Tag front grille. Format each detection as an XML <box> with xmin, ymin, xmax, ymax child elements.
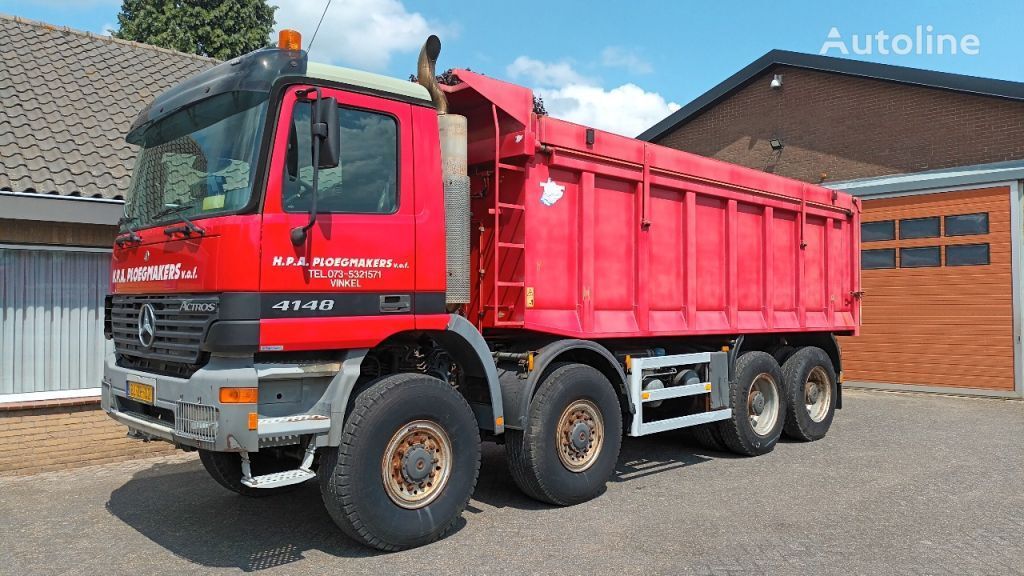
<box><xmin>111</xmin><ymin>294</ymin><xmax>218</xmax><ymax>378</ymax></box>
<box><xmin>175</xmin><ymin>401</ymin><xmax>219</xmax><ymax>443</ymax></box>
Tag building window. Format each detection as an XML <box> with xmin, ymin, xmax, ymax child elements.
<box><xmin>899</xmin><ymin>217</ymin><xmax>940</xmax><ymax>239</ymax></box>
<box><xmin>862</xmin><ymin>248</ymin><xmax>896</xmax><ymax>269</ymax></box>
<box><xmin>946</xmin><ymin>243</ymin><xmax>990</xmax><ymax>266</ymax></box>
<box><xmin>0</xmin><ymin>247</ymin><xmax>111</xmax><ymax>400</ymax></box>
<box><xmin>861</xmin><ymin>220</ymin><xmax>895</xmax><ymax>242</ymax></box>
<box><xmin>944</xmin><ymin>213</ymin><xmax>989</xmax><ymax>236</ymax></box>
<box><xmin>899</xmin><ymin>246</ymin><xmax>941</xmax><ymax>268</ymax></box>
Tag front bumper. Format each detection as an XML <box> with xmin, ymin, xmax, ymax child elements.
<box><xmin>102</xmin><ymin>351</ymin><xmax>260</xmax><ymax>452</ymax></box>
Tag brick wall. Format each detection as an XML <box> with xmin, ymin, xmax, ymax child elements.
<box><xmin>0</xmin><ymin>400</ymin><xmax>175</xmax><ymax>475</ymax></box>
<box><xmin>654</xmin><ymin>66</ymin><xmax>1024</xmax><ymax>183</ymax></box>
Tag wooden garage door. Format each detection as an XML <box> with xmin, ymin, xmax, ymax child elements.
<box><xmin>841</xmin><ymin>186</ymin><xmax>1014</xmax><ymax>391</ymax></box>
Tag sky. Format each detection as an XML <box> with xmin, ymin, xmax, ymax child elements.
<box><xmin>4</xmin><ymin>0</ymin><xmax>1023</xmax><ymax>137</ymax></box>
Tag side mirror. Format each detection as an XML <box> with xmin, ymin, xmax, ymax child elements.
<box><xmin>313</xmin><ymin>96</ymin><xmax>340</xmax><ymax>169</ymax></box>
<box><xmin>291</xmin><ymin>94</ymin><xmax>340</xmax><ymax>246</ymax></box>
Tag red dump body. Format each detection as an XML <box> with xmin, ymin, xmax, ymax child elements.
<box><xmin>444</xmin><ymin>71</ymin><xmax>861</xmax><ymax>339</ymax></box>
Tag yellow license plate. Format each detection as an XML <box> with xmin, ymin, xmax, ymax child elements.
<box><xmin>127</xmin><ymin>381</ymin><xmax>155</xmax><ymax>404</ymax></box>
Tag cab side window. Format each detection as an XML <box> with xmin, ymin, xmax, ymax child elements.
<box><xmin>283</xmin><ymin>101</ymin><xmax>398</xmax><ymax>214</ymax></box>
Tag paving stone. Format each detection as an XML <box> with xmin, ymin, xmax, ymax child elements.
<box><xmin>1</xmin><ymin>389</ymin><xmax>1021</xmax><ymax>575</ymax></box>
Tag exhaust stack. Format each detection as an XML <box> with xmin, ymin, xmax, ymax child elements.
<box><xmin>416</xmin><ymin>35</ymin><xmax>448</xmax><ymax>114</ymax></box>
<box><xmin>418</xmin><ymin>36</ymin><xmax>470</xmax><ymax>305</ymax></box>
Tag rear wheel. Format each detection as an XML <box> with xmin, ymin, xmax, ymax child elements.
<box><xmin>772</xmin><ymin>345</ymin><xmax>796</xmax><ymax>366</ymax></box>
<box><xmin>199</xmin><ymin>449</ymin><xmax>301</xmax><ymax>497</ymax></box>
<box><xmin>715</xmin><ymin>351</ymin><xmax>786</xmax><ymax>456</ymax></box>
<box><xmin>782</xmin><ymin>346</ymin><xmax>837</xmax><ymax>441</ymax></box>
<box><xmin>690</xmin><ymin>422</ymin><xmax>728</xmax><ymax>452</ymax></box>
<box><xmin>318</xmin><ymin>373</ymin><xmax>480</xmax><ymax>551</ymax></box>
<box><xmin>506</xmin><ymin>363</ymin><xmax>623</xmax><ymax>506</ymax></box>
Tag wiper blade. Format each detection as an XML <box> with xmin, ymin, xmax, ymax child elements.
<box><xmin>157</xmin><ymin>205</ymin><xmax>206</xmax><ymax>237</ymax></box>
<box><xmin>152</xmin><ymin>204</ymin><xmax>192</xmax><ymax>220</ymax></box>
<box><xmin>115</xmin><ymin>215</ymin><xmax>142</xmax><ymax>246</ymax></box>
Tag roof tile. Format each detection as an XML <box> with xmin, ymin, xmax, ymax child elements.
<box><xmin>0</xmin><ymin>14</ymin><xmax>217</xmax><ymax>199</ymax></box>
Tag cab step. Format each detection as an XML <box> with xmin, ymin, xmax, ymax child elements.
<box><xmin>258</xmin><ymin>414</ymin><xmax>331</xmax><ymax>437</ymax></box>
<box><xmin>241</xmin><ymin>437</ymin><xmax>319</xmax><ymax>489</ymax></box>
<box><xmin>241</xmin><ymin>468</ymin><xmax>316</xmax><ymax>489</ymax></box>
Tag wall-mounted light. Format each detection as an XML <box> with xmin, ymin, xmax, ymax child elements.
<box><xmin>769</xmin><ymin>138</ymin><xmax>784</xmax><ymax>151</ymax></box>
<box><xmin>770</xmin><ymin>74</ymin><xmax>783</xmax><ymax>89</ymax></box>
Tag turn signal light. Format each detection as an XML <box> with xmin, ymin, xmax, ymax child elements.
<box><xmin>279</xmin><ymin>29</ymin><xmax>302</xmax><ymax>51</ymax></box>
<box><xmin>220</xmin><ymin>387</ymin><xmax>258</xmax><ymax>404</ymax></box>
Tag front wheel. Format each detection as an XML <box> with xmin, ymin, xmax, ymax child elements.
<box><xmin>506</xmin><ymin>363</ymin><xmax>623</xmax><ymax>506</ymax></box>
<box><xmin>318</xmin><ymin>373</ymin><xmax>481</xmax><ymax>551</ymax></box>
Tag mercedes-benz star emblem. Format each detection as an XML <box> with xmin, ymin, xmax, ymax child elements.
<box><xmin>138</xmin><ymin>304</ymin><xmax>156</xmax><ymax>348</ymax></box>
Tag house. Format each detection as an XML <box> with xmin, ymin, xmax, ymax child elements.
<box><xmin>0</xmin><ymin>14</ymin><xmax>217</xmax><ymax>473</ymax></box>
<box><xmin>641</xmin><ymin>50</ymin><xmax>1024</xmax><ymax>398</ymax></box>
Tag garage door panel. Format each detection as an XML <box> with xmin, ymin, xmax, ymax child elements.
<box><xmin>843</xmin><ymin>186</ymin><xmax>1014</xmax><ymax>392</ymax></box>
<box><xmin>848</xmin><ymin>371</ymin><xmax>1014</xmax><ymax>391</ymax></box>
<box><xmin>845</xmin><ymin>343</ymin><xmax>1014</xmax><ymax>356</ymax></box>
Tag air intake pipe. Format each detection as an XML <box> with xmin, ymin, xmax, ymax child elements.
<box><xmin>417</xmin><ymin>36</ymin><xmax>470</xmax><ymax>305</ymax></box>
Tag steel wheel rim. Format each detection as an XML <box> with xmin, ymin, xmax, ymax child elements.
<box><xmin>804</xmin><ymin>366</ymin><xmax>832</xmax><ymax>423</ymax></box>
<box><xmin>555</xmin><ymin>399</ymin><xmax>604</xmax><ymax>472</ymax></box>
<box><xmin>381</xmin><ymin>420</ymin><xmax>452</xmax><ymax>509</ymax></box>
<box><xmin>747</xmin><ymin>373</ymin><xmax>780</xmax><ymax>436</ymax></box>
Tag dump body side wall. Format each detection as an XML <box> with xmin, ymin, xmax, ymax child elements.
<box><xmin>467</xmin><ymin>104</ymin><xmax>860</xmax><ymax>339</ymax></box>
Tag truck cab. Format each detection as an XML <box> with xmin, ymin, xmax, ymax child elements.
<box><xmin>103</xmin><ymin>43</ymin><xmax>459</xmax><ymax>444</ymax></box>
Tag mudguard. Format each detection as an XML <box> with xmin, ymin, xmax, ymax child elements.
<box><xmin>500</xmin><ymin>339</ymin><xmax>627</xmax><ymax>430</ymax></box>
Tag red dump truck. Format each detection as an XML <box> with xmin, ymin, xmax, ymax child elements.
<box><xmin>102</xmin><ymin>32</ymin><xmax>861</xmax><ymax>550</ymax></box>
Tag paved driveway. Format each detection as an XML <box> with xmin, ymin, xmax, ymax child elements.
<box><xmin>2</xmin><ymin>389</ymin><xmax>1022</xmax><ymax>575</ymax></box>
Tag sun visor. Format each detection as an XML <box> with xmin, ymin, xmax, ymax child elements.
<box><xmin>127</xmin><ymin>48</ymin><xmax>308</xmax><ymax>144</ymax></box>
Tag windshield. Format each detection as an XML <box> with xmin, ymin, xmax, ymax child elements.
<box><xmin>122</xmin><ymin>92</ymin><xmax>268</xmax><ymax>230</ymax></box>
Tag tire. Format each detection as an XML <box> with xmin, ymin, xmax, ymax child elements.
<box><xmin>715</xmin><ymin>351</ymin><xmax>786</xmax><ymax>456</ymax></box>
<box><xmin>772</xmin><ymin>345</ymin><xmax>796</xmax><ymax>366</ymax></box>
<box><xmin>198</xmin><ymin>449</ymin><xmax>301</xmax><ymax>497</ymax></box>
<box><xmin>506</xmin><ymin>363</ymin><xmax>623</xmax><ymax>506</ymax></box>
<box><xmin>690</xmin><ymin>422</ymin><xmax>728</xmax><ymax>452</ymax></box>
<box><xmin>318</xmin><ymin>373</ymin><xmax>480</xmax><ymax>551</ymax></box>
<box><xmin>781</xmin><ymin>346</ymin><xmax>838</xmax><ymax>441</ymax></box>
